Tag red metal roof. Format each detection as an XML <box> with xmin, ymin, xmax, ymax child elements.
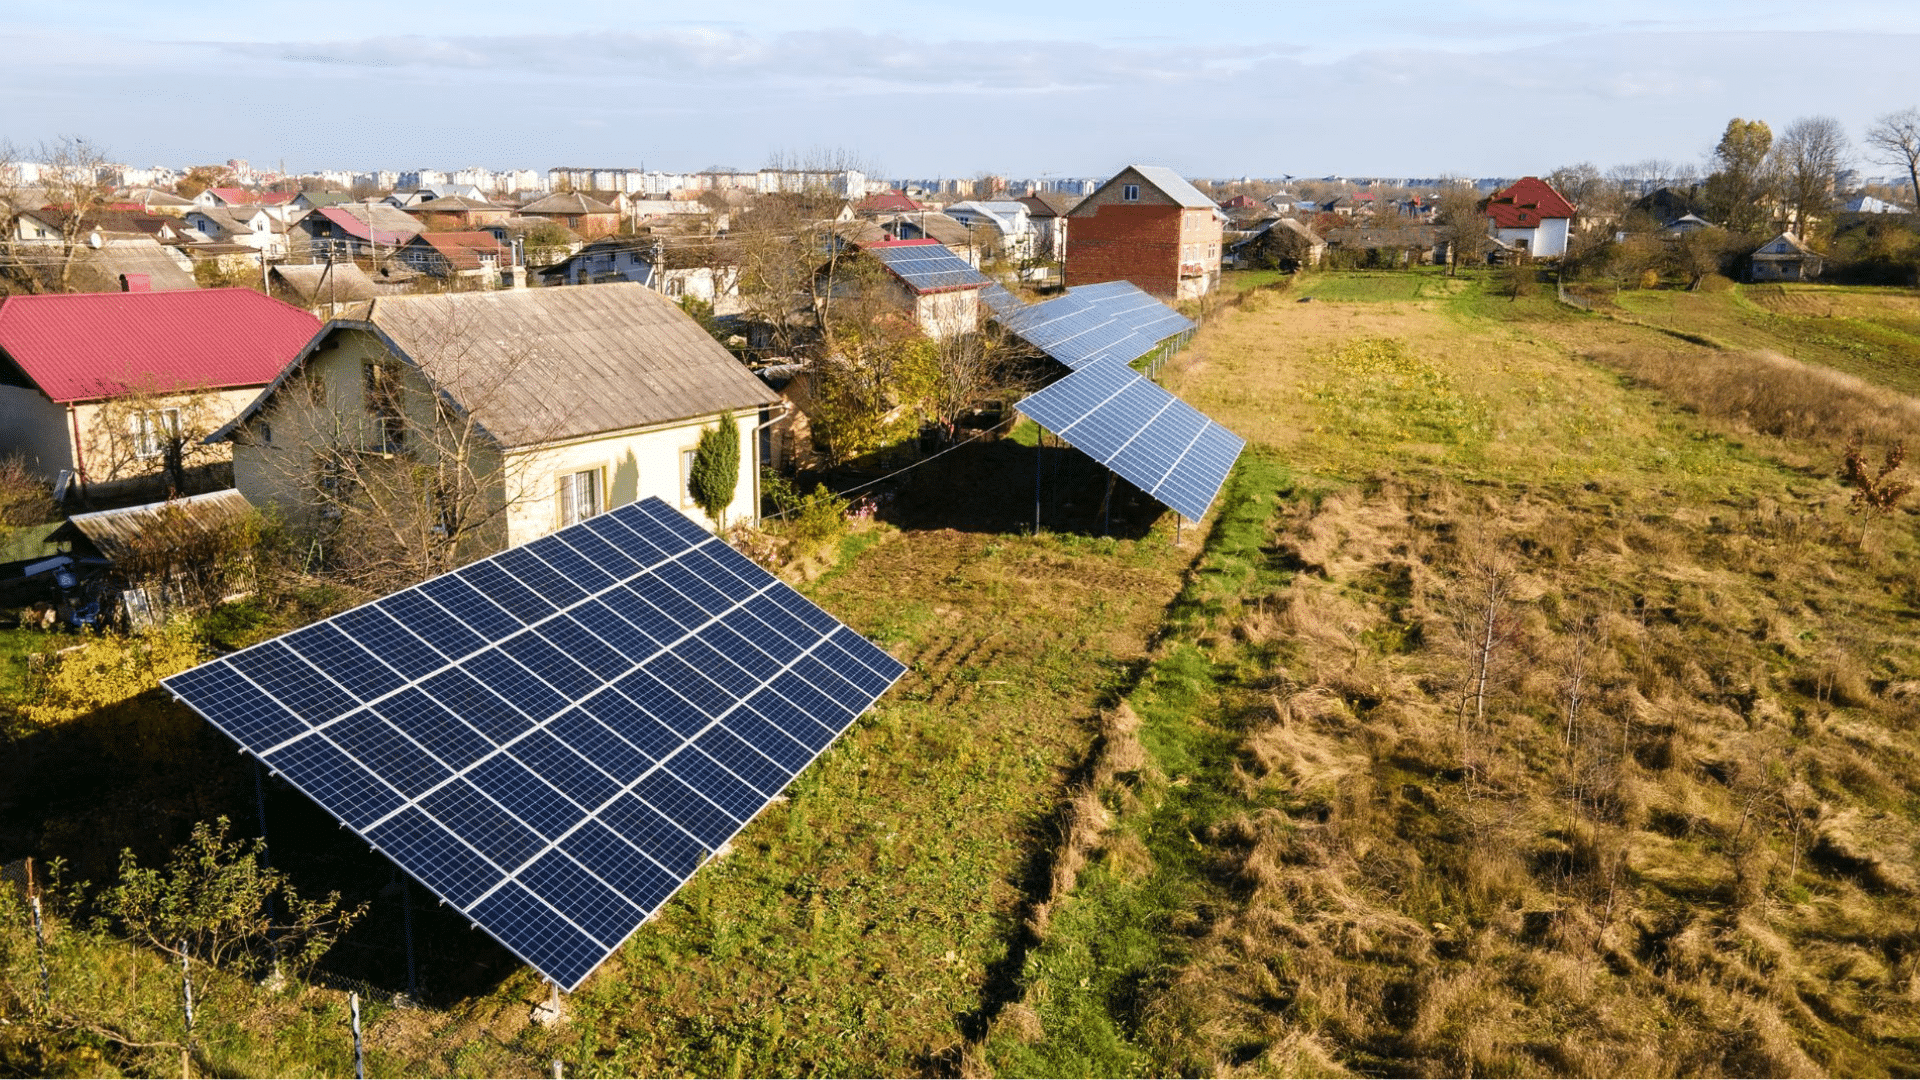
<box><xmin>857</xmin><ymin>192</ymin><xmax>922</xmax><ymax>213</ymax></box>
<box><xmin>1486</xmin><ymin>176</ymin><xmax>1575</xmax><ymax>228</ymax></box>
<box><xmin>0</xmin><ymin>288</ymin><xmax>319</xmax><ymax>403</ymax></box>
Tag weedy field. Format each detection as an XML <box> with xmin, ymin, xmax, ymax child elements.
<box><xmin>973</xmin><ymin>270</ymin><xmax>1920</xmax><ymax>1077</ymax></box>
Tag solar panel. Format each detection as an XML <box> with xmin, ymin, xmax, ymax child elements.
<box><xmin>864</xmin><ymin>242</ymin><xmax>992</xmax><ymax>293</ymax></box>
<box><xmin>992</xmin><ymin>280</ymin><xmax>1196</xmax><ymax>370</ymax></box>
<box><xmin>163</xmin><ymin>496</ymin><xmax>906</xmax><ymax>991</ymax></box>
<box><xmin>1019</xmin><ymin>360</ymin><xmax>1245</xmax><ymax>522</ymax></box>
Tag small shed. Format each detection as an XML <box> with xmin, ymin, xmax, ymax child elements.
<box><xmin>53</xmin><ymin>490</ymin><xmax>258</xmax><ymax>624</ymax></box>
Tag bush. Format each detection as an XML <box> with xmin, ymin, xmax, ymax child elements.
<box><xmin>0</xmin><ymin>454</ymin><xmax>54</xmax><ymax>526</ymax></box>
<box><xmin>762</xmin><ymin>470</ymin><xmax>849</xmax><ymax>553</ymax></box>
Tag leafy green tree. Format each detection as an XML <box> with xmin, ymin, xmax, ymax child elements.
<box><xmin>689</xmin><ymin>411</ymin><xmax>741</xmax><ymax>530</ymax></box>
<box><xmin>100</xmin><ymin>817</ymin><xmax>363</xmax><ymax>979</ymax></box>
<box><xmin>1702</xmin><ymin>118</ymin><xmax>1775</xmax><ymax>234</ymax></box>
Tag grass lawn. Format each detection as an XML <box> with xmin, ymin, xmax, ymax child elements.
<box><xmin>1612</xmin><ymin>281</ymin><xmax>1920</xmax><ymax>394</ymax></box>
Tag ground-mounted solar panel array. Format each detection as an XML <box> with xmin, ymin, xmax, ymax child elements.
<box><xmin>994</xmin><ymin>280</ymin><xmax>1197</xmax><ymax>370</ymax></box>
<box><xmin>162</xmin><ymin>496</ymin><xmax>906</xmax><ymax>991</ymax></box>
<box><xmin>1018</xmin><ymin>359</ymin><xmax>1246</xmax><ymax>522</ymax></box>
<box><xmin>984</xmin><ymin>280</ymin><xmax>1239</xmax><ymax>521</ymax></box>
<box><xmin>864</xmin><ymin>241</ymin><xmax>993</xmax><ymax>292</ymax></box>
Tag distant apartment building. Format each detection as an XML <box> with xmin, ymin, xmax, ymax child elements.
<box><xmin>1065</xmin><ymin>165</ymin><xmax>1223</xmax><ymax>301</ymax></box>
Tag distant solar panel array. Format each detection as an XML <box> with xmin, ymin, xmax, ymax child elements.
<box><xmin>984</xmin><ymin>280</ymin><xmax>1237</xmax><ymax>521</ymax></box>
<box><xmin>994</xmin><ymin>280</ymin><xmax>1197</xmax><ymax>370</ymax></box>
<box><xmin>164</xmin><ymin>497</ymin><xmax>905</xmax><ymax>991</ymax></box>
<box><xmin>1018</xmin><ymin>357</ymin><xmax>1245</xmax><ymax>523</ymax></box>
<box><xmin>864</xmin><ymin>242</ymin><xmax>993</xmax><ymax>293</ymax></box>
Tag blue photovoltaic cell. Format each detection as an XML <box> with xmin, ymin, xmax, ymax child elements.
<box><xmin>227</xmin><ymin>641</ymin><xmax>355</xmax><ymax>722</ymax></box>
<box><xmin>330</xmin><ymin>605</ymin><xmax>447</xmax><ymax>681</ymax></box>
<box><xmin>264</xmin><ymin>735</ymin><xmax>403</xmax><ymax>829</ymax></box>
<box><xmin>162</xmin><ymin>496</ymin><xmax>905</xmax><ymax>992</ymax></box>
<box><xmin>369</xmin><ymin>808</ymin><xmax>500</xmax><ymax>907</ymax></box>
<box><xmin>374</xmin><ymin>590</ymin><xmax>486</xmax><ymax>662</ymax></box>
<box><xmin>559</xmin><ymin>821</ymin><xmax>679</xmax><ymax>913</ymax></box>
<box><xmin>417</xmin><ymin>576</ymin><xmax>520</xmax><ymax>640</ymax></box>
<box><xmin>993</xmin><ymin>281</ymin><xmax>1195</xmax><ymax>370</ymax></box>
<box><xmin>325</xmin><ymin>709</ymin><xmax>452</xmax><ymax>797</ymax></box>
<box><xmin>547</xmin><ymin>708</ymin><xmax>654</xmax><ymax>782</ymax></box>
<box><xmin>519</xmin><ymin>850</ymin><xmax>641</xmax><ymax>947</ymax></box>
<box><xmin>865</xmin><ymin>242</ymin><xmax>992</xmax><ymax>293</ymax></box>
<box><xmin>164</xmin><ymin>661</ymin><xmax>307</xmax><ymax>749</ymax></box>
<box><xmin>1020</xmin><ymin>360</ymin><xmax>1245</xmax><ymax>522</ymax></box>
<box><xmin>372</xmin><ymin>688</ymin><xmax>494</xmax><ymax>770</ymax></box>
<box><xmin>597</xmin><ymin>794</ymin><xmax>707</xmax><ymax>876</ymax></box>
<box><xmin>284</xmin><ymin>622</ymin><xmax>406</xmax><ymax>702</ymax></box>
<box><xmin>470</xmin><ymin>882</ymin><xmax>603</xmax><ymax>991</ymax></box>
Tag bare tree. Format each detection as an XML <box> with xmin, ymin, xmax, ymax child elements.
<box><xmin>0</xmin><ymin>135</ymin><xmax>114</xmax><ymax>294</ymax></box>
<box><xmin>90</xmin><ymin>380</ymin><xmax>230</xmax><ymax>496</ymax></box>
<box><xmin>1864</xmin><ymin>107</ymin><xmax>1920</xmax><ymax>224</ymax></box>
<box><xmin>1773</xmin><ymin>116</ymin><xmax>1850</xmax><ymax>239</ymax></box>
<box><xmin>254</xmin><ymin>313</ymin><xmax>562</xmax><ymax>587</ymax></box>
<box><xmin>1434</xmin><ymin>181</ymin><xmax>1486</xmax><ymax>276</ymax></box>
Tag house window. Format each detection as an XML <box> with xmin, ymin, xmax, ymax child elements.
<box><xmin>557</xmin><ymin>467</ymin><xmax>603</xmax><ymax>527</ymax></box>
<box><xmin>134</xmin><ymin>408</ymin><xmax>181</xmax><ymax>458</ymax></box>
<box><xmin>364</xmin><ymin>360</ymin><xmax>407</xmax><ymax>451</ymax></box>
<box><xmin>1122</xmin><ymin>184</ymin><xmax>1140</xmax><ymax>201</ymax></box>
<box><xmin>680</xmin><ymin>447</ymin><xmax>698</xmax><ymax>507</ymax></box>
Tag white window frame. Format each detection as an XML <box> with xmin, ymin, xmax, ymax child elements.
<box><xmin>1122</xmin><ymin>183</ymin><xmax>1140</xmax><ymax>201</ymax></box>
<box><xmin>557</xmin><ymin>466</ymin><xmax>604</xmax><ymax>528</ymax></box>
<box><xmin>679</xmin><ymin>446</ymin><xmax>698</xmax><ymax>507</ymax></box>
<box><xmin>134</xmin><ymin>407</ymin><xmax>181</xmax><ymax>459</ymax></box>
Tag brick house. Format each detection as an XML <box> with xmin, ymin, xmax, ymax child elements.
<box><xmin>1065</xmin><ymin>165</ymin><xmax>1223</xmax><ymax>300</ymax></box>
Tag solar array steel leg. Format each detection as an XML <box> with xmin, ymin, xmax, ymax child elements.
<box><xmin>254</xmin><ymin>759</ymin><xmax>282</xmax><ymax>980</ymax></box>
<box><xmin>401</xmin><ymin>875</ymin><xmax>418</xmax><ymax>1001</ymax></box>
<box><xmin>1034</xmin><ymin>426</ymin><xmax>1044</xmax><ymax>535</ymax></box>
<box><xmin>1103</xmin><ymin>471</ymin><xmax>1115</xmax><ymax>536</ymax></box>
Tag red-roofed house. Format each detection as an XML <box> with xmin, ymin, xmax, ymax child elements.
<box><xmin>856</xmin><ymin>191</ymin><xmax>922</xmax><ymax>215</ymax></box>
<box><xmin>193</xmin><ymin>187</ymin><xmax>298</xmax><ymax>210</ymax></box>
<box><xmin>0</xmin><ymin>289</ymin><xmax>320</xmax><ymax>491</ymax></box>
<box><xmin>1485</xmin><ymin>177</ymin><xmax>1576</xmax><ymax>258</ymax></box>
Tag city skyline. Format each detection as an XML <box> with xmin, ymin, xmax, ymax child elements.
<box><xmin>2</xmin><ymin>1</ymin><xmax>1915</xmax><ymax>180</ymax></box>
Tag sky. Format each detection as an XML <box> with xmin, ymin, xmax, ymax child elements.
<box><xmin>1</xmin><ymin>0</ymin><xmax>1915</xmax><ymax>181</ymax></box>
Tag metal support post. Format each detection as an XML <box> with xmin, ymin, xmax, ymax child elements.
<box><xmin>1033</xmin><ymin>426</ymin><xmax>1044</xmax><ymax>535</ymax></box>
<box><xmin>400</xmin><ymin>875</ymin><xmax>418</xmax><ymax>1001</ymax></box>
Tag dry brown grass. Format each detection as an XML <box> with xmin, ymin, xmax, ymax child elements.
<box><xmin>1125</xmin><ymin>472</ymin><xmax>1920</xmax><ymax>1076</ymax></box>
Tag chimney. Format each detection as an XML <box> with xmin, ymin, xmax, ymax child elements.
<box><xmin>120</xmin><ymin>273</ymin><xmax>151</xmax><ymax>292</ymax></box>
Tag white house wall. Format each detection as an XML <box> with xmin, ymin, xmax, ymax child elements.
<box><xmin>503</xmin><ymin>411</ymin><xmax>760</xmax><ymax>546</ymax></box>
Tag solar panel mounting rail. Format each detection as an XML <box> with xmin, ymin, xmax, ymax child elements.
<box><xmin>163</xmin><ymin>496</ymin><xmax>906</xmax><ymax>991</ymax></box>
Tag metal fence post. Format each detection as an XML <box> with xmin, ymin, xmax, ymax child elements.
<box><xmin>350</xmin><ymin>991</ymin><xmax>365</xmax><ymax>1080</ymax></box>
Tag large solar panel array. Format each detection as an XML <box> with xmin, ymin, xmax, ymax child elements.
<box><xmin>865</xmin><ymin>242</ymin><xmax>992</xmax><ymax>293</ymax></box>
<box><xmin>162</xmin><ymin>496</ymin><xmax>905</xmax><ymax>991</ymax></box>
<box><xmin>994</xmin><ymin>280</ymin><xmax>1197</xmax><ymax>370</ymax></box>
<box><xmin>1020</xmin><ymin>360</ymin><xmax>1245</xmax><ymax>522</ymax></box>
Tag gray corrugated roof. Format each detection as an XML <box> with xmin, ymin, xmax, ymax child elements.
<box><xmin>520</xmin><ymin>192</ymin><xmax>619</xmax><ymax>216</ymax></box>
<box><xmin>363</xmin><ymin>284</ymin><xmax>779</xmax><ymax>448</ymax></box>
<box><xmin>271</xmin><ymin>262</ymin><xmax>383</xmax><ymax>304</ymax></box>
<box><xmin>62</xmin><ymin>490</ymin><xmax>253</xmax><ymax>562</ymax></box>
<box><xmin>1124</xmin><ymin>165</ymin><xmax>1216</xmax><ymax>210</ymax></box>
